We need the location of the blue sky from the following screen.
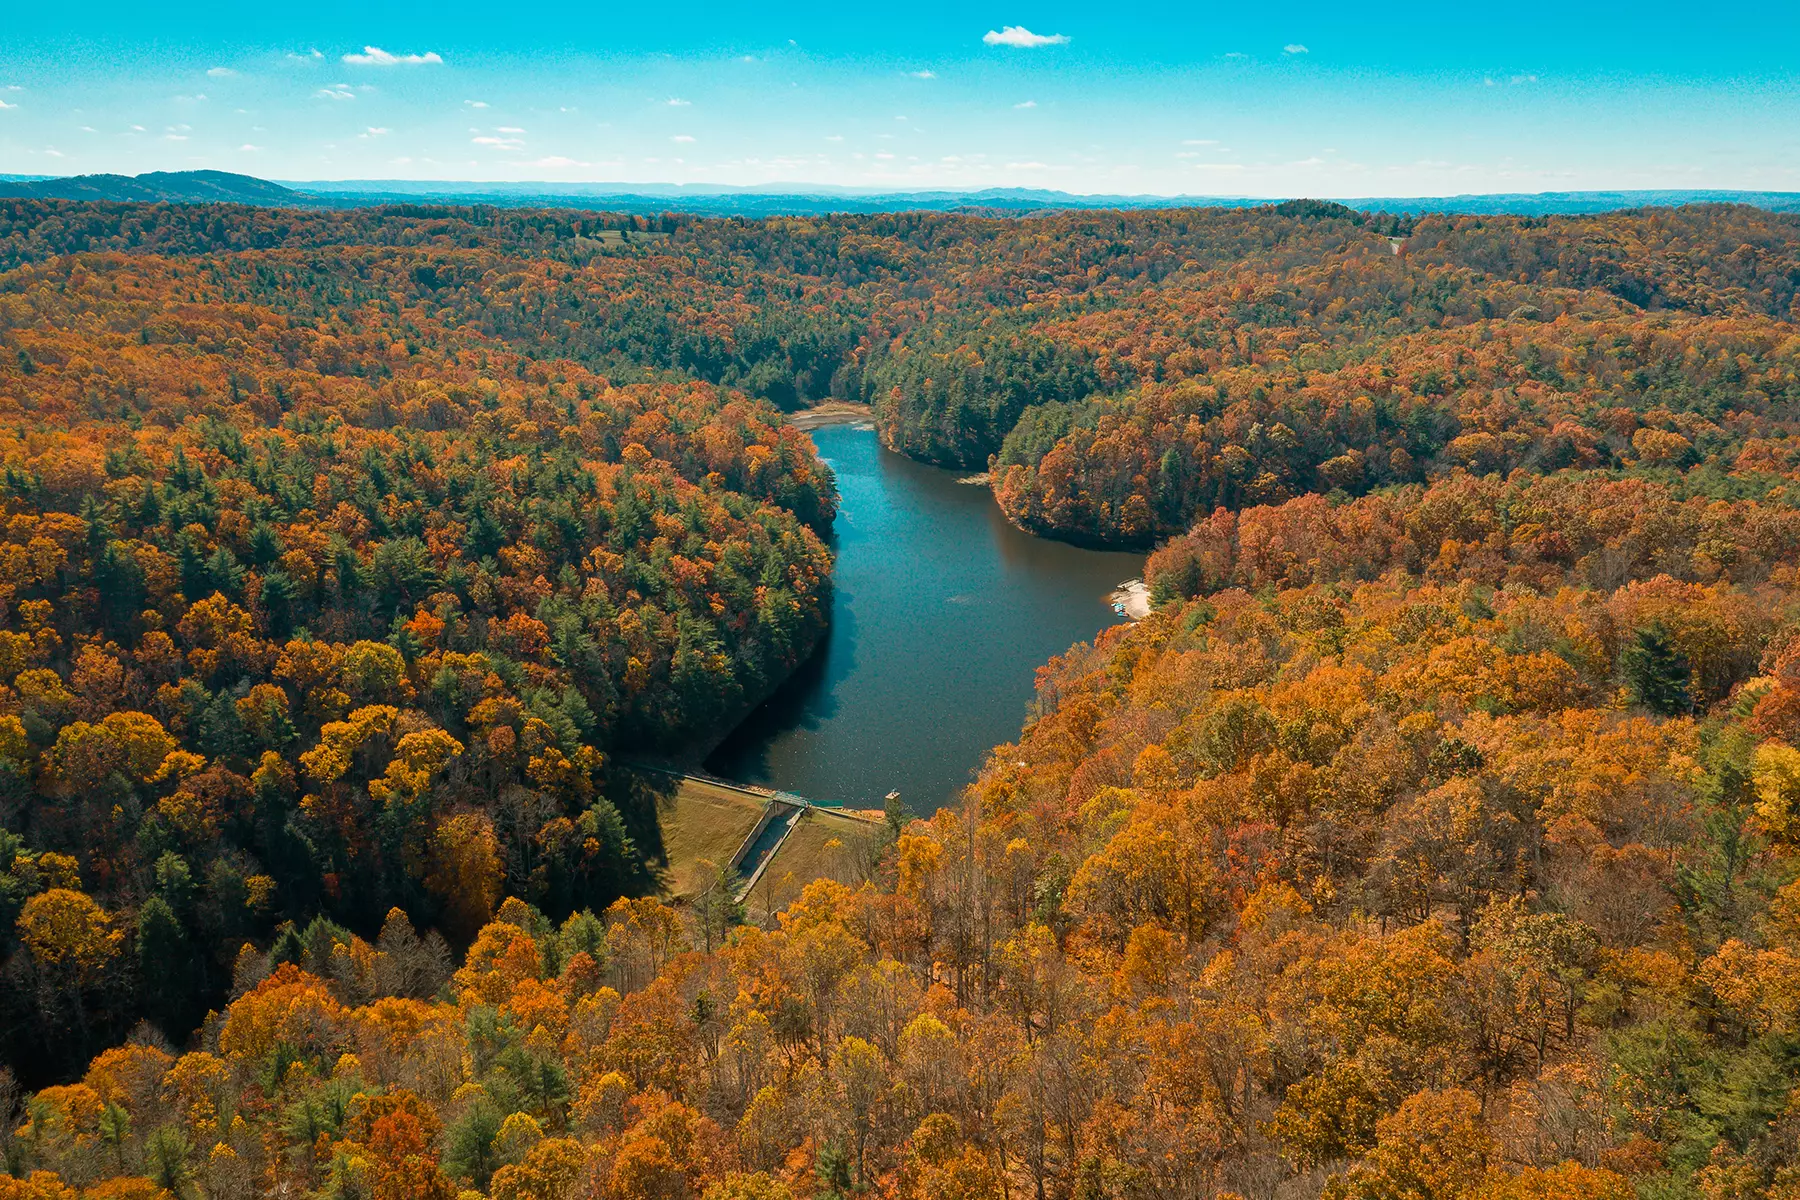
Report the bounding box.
[2,1,1796,196]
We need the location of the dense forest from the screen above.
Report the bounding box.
[7,198,1796,546]
[1,197,1800,1200]
[0,214,837,1085]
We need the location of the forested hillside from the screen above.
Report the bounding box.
[0,217,835,1084]
[2,198,1800,1200]
[9,198,1795,549]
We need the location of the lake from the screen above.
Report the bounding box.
[705,420,1144,814]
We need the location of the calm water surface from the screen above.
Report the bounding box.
[705,422,1143,812]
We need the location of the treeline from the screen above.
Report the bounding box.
[11,464,1800,1199]
[3,198,1800,1200]
[9,201,1795,550]
[985,210,1800,545]
[0,240,835,1083]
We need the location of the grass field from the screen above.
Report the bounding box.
[570,230,672,253]
[638,769,887,918]
[652,777,768,897]
[744,807,883,924]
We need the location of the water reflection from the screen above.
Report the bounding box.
[705,423,1143,813]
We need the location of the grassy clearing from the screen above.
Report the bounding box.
[570,230,672,252]
[653,778,767,897]
[745,808,883,925]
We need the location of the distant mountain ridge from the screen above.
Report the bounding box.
[0,169,305,205]
[3,168,1798,217]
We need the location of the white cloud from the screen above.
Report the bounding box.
[1183,138,1219,146]
[343,47,443,66]
[0,100,14,111]
[1283,43,1309,54]
[207,67,236,78]
[465,99,489,108]
[909,70,936,79]
[239,143,262,151]
[472,134,523,149]
[174,94,208,102]
[79,125,95,133]
[358,126,390,138]
[1014,99,1037,109]
[497,126,524,133]
[824,134,844,142]
[43,148,64,158]
[315,85,355,101]
[666,97,691,106]
[164,133,189,141]
[286,49,324,63]
[672,134,696,143]
[983,26,1068,47]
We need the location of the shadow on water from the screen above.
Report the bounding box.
[705,422,1143,813]
[707,596,857,780]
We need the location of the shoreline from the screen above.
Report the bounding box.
[787,400,874,430]
[1110,578,1151,620]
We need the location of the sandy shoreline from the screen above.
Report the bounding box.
[788,400,875,430]
[1110,579,1151,620]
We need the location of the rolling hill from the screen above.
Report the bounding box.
[2,169,1798,216]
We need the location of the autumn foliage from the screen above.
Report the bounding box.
[0,202,836,1082]
[2,198,1800,1199]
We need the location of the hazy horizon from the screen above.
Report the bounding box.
[13,170,1800,210]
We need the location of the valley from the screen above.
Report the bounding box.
[0,196,1797,1200]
